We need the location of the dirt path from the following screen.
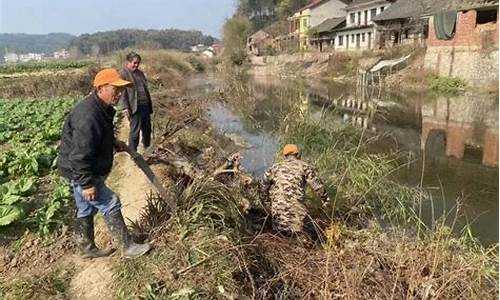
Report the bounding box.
[68,122,155,299]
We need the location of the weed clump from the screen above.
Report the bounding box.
[430,75,467,95]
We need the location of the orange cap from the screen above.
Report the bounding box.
[283,144,300,156]
[93,68,132,87]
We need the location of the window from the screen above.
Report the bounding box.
[371,8,377,19]
[352,34,355,43]
[302,18,308,29]
[364,10,368,24]
[362,33,366,42]
[476,9,498,25]
[338,35,343,46]
[380,6,385,12]
[357,11,361,25]
[350,13,355,24]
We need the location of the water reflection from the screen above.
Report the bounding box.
[203,74,498,245]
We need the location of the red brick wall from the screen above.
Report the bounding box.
[421,120,498,167]
[482,129,499,167]
[427,9,499,48]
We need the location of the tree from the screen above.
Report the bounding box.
[223,16,253,65]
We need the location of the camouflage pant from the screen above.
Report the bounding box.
[270,201,306,233]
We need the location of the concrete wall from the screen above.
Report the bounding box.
[310,0,348,27]
[424,48,499,86]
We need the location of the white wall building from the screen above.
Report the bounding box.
[333,0,394,51]
[18,53,44,62]
[4,53,19,63]
[53,49,70,59]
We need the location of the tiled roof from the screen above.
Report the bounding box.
[261,21,289,37]
[311,17,346,33]
[298,0,351,12]
[346,0,388,9]
[372,0,498,21]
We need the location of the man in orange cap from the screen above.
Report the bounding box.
[261,144,330,238]
[58,68,151,259]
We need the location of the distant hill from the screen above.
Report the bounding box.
[0,29,217,62]
[0,33,75,61]
[68,29,217,56]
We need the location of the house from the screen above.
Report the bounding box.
[288,0,349,50]
[247,30,274,56]
[309,17,346,51]
[190,44,209,53]
[330,0,395,51]
[53,49,70,59]
[248,21,289,55]
[4,52,19,63]
[18,53,44,63]
[422,0,498,86]
[371,0,429,47]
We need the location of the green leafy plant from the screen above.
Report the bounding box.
[430,75,467,95]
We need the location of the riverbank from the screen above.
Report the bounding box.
[0,53,497,299]
[248,47,499,96]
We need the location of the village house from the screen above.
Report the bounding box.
[288,0,349,50]
[330,0,395,51]
[4,52,19,63]
[18,53,44,63]
[53,48,70,59]
[422,0,498,86]
[371,0,429,47]
[248,21,289,55]
[247,30,274,56]
[309,17,346,51]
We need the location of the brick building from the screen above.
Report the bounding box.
[422,0,499,86]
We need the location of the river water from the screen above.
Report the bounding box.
[192,74,499,245]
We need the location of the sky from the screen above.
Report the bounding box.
[0,0,236,38]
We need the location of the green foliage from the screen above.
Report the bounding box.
[430,75,467,95]
[69,29,216,56]
[236,0,308,30]
[0,97,75,232]
[28,178,72,236]
[0,60,94,74]
[223,16,253,66]
[0,205,23,226]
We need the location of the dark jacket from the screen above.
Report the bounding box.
[118,68,153,115]
[58,92,116,189]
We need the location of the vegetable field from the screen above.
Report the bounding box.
[0,98,75,233]
[0,60,94,74]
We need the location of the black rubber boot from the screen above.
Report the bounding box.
[75,216,114,259]
[104,210,151,258]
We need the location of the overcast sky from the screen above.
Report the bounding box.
[0,0,235,38]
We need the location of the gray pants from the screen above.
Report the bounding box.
[129,105,152,152]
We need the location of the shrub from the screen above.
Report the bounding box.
[430,75,467,95]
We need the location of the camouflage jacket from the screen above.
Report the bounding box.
[261,156,328,209]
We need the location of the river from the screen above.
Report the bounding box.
[190,74,498,245]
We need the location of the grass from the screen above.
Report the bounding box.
[430,75,467,95]
[0,263,75,300]
[111,93,498,299]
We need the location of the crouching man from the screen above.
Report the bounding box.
[261,144,330,237]
[57,68,151,258]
